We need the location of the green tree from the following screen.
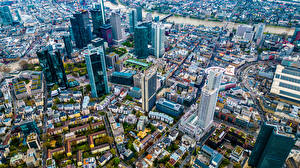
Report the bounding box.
[113,157,120,166]
[110,148,116,156]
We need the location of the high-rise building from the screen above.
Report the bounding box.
[152,23,165,58]
[146,13,152,22]
[100,24,113,46]
[62,34,73,59]
[0,6,13,25]
[134,26,148,59]
[198,67,224,130]
[84,45,109,98]
[110,12,122,41]
[136,6,143,22]
[70,11,92,49]
[141,68,157,112]
[139,21,152,45]
[236,25,253,37]
[37,47,68,88]
[91,2,106,37]
[129,9,137,33]
[292,27,300,42]
[254,23,265,41]
[248,123,296,168]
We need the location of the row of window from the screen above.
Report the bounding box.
[282,69,300,77]
[280,90,300,99]
[279,82,300,91]
[275,74,300,84]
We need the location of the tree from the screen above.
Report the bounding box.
[233,163,242,168]
[68,98,76,104]
[220,158,230,168]
[113,157,120,166]
[110,148,116,155]
[51,105,58,110]
[54,97,60,104]
[51,84,59,91]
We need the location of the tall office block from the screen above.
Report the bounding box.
[198,67,224,130]
[91,4,106,36]
[70,11,92,49]
[111,12,122,41]
[254,23,265,41]
[0,6,13,25]
[249,123,296,168]
[139,21,152,45]
[94,0,106,22]
[37,47,68,88]
[84,45,109,98]
[129,9,137,33]
[136,6,143,22]
[63,34,73,59]
[134,26,148,59]
[100,24,113,46]
[152,23,165,58]
[141,68,157,112]
[146,13,152,22]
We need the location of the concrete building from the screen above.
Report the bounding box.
[111,12,122,42]
[152,23,165,58]
[141,68,157,112]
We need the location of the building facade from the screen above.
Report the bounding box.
[156,98,184,117]
[111,12,122,41]
[152,23,165,58]
[129,9,137,33]
[134,26,148,59]
[62,34,73,59]
[141,69,157,112]
[84,45,109,98]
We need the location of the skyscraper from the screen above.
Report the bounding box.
[37,47,68,88]
[91,1,106,37]
[254,23,265,41]
[248,123,296,168]
[84,45,109,98]
[129,9,137,33]
[110,12,122,41]
[152,23,165,58]
[70,11,92,49]
[141,68,157,112]
[198,67,224,130]
[134,26,148,59]
[63,34,73,59]
[100,24,113,46]
[136,6,143,22]
[139,21,152,44]
[0,6,13,25]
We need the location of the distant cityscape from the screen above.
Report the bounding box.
[0,0,299,168]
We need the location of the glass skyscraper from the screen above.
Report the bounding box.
[134,26,148,59]
[111,12,122,41]
[136,6,143,22]
[141,68,157,112]
[63,34,73,59]
[129,9,137,33]
[248,123,296,168]
[0,6,13,25]
[37,47,68,88]
[85,45,109,98]
[91,8,106,36]
[70,11,92,49]
[152,23,165,58]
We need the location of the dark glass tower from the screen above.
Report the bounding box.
[248,123,296,168]
[0,6,13,25]
[63,34,73,59]
[85,45,109,98]
[129,9,137,33]
[136,6,143,22]
[134,26,148,59]
[139,21,152,45]
[91,8,105,36]
[70,11,92,49]
[100,24,113,46]
[37,47,68,88]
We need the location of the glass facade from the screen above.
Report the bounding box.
[136,6,143,22]
[249,123,296,168]
[91,8,105,36]
[100,24,113,46]
[134,26,149,59]
[63,35,73,59]
[0,6,13,25]
[129,10,137,33]
[85,46,109,98]
[37,47,68,88]
[70,11,92,49]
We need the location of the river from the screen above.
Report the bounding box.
[105,0,295,36]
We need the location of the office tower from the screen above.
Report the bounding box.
[254,23,265,41]
[91,37,105,48]
[134,26,148,59]
[111,12,122,41]
[249,123,296,168]
[152,23,165,58]
[63,34,73,59]
[129,9,137,33]
[84,45,109,98]
[139,21,152,44]
[136,6,143,22]
[37,47,68,88]
[100,24,113,46]
[91,3,106,36]
[146,13,152,22]
[198,67,224,130]
[0,6,13,25]
[141,68,157,112]
[70,11,92,49]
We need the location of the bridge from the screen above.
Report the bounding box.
[160,14,173,22]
